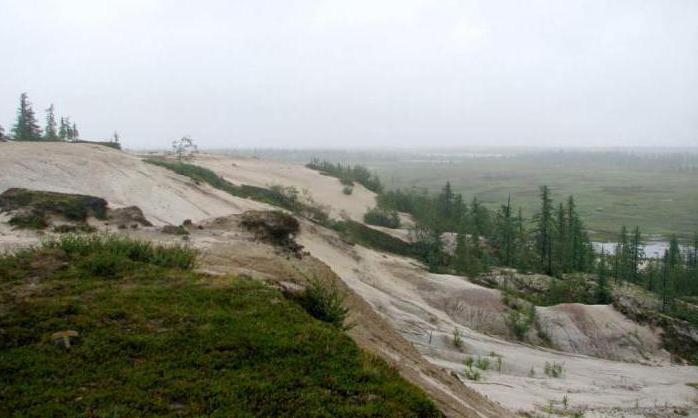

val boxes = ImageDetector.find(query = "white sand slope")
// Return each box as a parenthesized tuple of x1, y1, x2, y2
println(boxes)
(191, 153, 378, 222)
(0, 142, 267, 226)
(537, 303, 670, 364)
(297, 225, 698, 416)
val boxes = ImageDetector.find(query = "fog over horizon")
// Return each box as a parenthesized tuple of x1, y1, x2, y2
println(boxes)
(2, 0, 697, 150)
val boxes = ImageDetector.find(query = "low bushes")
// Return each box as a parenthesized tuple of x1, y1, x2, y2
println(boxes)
(292, 277, 351, 330)
(363, 207, 401, 229)
(0, 188, 108, 222)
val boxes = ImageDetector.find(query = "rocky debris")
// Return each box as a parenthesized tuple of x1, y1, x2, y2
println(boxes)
(108, 206, 152, 228)
(51, 330, 79, 349)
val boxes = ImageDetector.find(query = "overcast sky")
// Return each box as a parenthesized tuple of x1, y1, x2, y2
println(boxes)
(1, 1, 697, 149)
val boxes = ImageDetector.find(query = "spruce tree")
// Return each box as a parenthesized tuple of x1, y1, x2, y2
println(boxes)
(494, 195, 514, 266)
(629, 226, 644, 283)
(0, 124, 5, 140)
(534, 185, 555, 275)
(11, 93, 42, 141)
(661, 249, 675, 312)
(44, 104, 58, 141)
(554, 202, 568, 275)
(71, 122, 79, 141)
(58, 117, 69, 141)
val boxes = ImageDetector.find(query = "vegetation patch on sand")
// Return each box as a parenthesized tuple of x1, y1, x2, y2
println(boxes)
(0, 234, 441, 417)
(0, 188, 108, 229)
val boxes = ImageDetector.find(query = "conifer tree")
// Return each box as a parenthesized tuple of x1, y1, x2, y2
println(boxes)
(534, 185, 555, 275)
(494, 195, 514, 266)
(11, 93, 42, 141)
(71, 122, 79, 141)
(629, 226, 644, 283)
(44, 104, 58, 141)
(470, 196, 491, 239)
(112, 131, 120, 143)
(661, 249, 675, 312)
(58, 117, 69, 141)
(554, 202, 568, 275)
(0, 124, 5, 140)
(595, 251, 612, 304)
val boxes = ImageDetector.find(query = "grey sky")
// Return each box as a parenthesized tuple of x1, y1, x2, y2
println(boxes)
(1, 0, 697, 149)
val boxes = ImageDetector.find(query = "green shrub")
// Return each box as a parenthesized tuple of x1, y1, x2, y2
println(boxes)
(330, 220, 415, 257)
(0, 188, 108, 222)
(474, 356, 490, 371)
(544, 361, 564, 378)
(295, 277, 351, 330)
(505, 305, 536, 340)
(8, 211, 48, 229)
(363, 207, 401, 229)
(342, 185, 353, 195)
(464, 368, 481, 381)
(453, 327, 463, 348)
(306, 159, 383, 193)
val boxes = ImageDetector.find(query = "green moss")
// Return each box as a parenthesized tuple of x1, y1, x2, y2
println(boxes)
(0, 236, 440, 417)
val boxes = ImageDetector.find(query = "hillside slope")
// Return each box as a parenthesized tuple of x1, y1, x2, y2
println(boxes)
(1, 143, 697, 417)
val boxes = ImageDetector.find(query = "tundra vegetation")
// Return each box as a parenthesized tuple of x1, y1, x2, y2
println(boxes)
(0, 235, 441, 417)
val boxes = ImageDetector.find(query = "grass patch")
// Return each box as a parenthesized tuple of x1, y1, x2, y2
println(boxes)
(0, 236, 440, 417)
